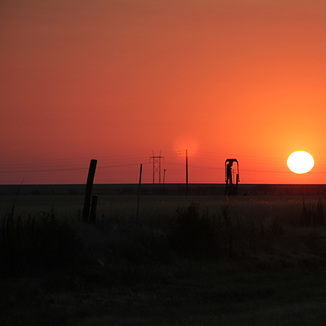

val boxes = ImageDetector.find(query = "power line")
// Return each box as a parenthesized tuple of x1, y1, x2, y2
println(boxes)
(150, 152, 164, 184)
(100, 162, 151, 169)
(0, 167, 88, 173)
(1, 150, 325, 183)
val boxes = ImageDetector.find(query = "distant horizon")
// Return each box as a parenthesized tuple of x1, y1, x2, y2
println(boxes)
(1, 183, 325, 197)
(1, 182, 326, 186)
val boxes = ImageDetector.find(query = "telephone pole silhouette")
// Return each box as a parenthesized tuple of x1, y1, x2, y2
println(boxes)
(150, 152, 164, 184)
(186, 149, 189, 196)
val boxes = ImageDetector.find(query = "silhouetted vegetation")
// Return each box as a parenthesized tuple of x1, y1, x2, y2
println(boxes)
(1, 194, 326, 326)
(169, 202, 218, 258)
(0, 208, 84, 277)
(1, 197, 325, 279)
(301, 197, 324, 227)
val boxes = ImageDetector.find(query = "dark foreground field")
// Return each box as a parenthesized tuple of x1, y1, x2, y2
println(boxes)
(1, 186, 326, 325)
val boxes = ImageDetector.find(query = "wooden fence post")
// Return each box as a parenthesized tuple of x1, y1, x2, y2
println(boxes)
(136, 163, 142, 219)
(186, 149, 189, 196)
(90, 194, 98, 224)
(82, 159, 97, 223)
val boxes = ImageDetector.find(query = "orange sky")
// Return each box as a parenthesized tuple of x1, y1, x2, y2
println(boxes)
(1, 0, 326, 184)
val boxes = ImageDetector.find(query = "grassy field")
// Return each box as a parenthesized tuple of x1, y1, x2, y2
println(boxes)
(1, 192, 326, 325)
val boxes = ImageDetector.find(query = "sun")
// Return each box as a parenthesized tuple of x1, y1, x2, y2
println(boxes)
(287, 151, 314, 174)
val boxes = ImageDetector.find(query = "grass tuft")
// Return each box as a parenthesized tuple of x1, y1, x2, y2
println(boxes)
(0, 210, 84, 277)
(169, 202, 219, 259)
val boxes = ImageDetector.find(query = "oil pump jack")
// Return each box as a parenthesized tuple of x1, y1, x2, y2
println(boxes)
(225, 158, 240, 195)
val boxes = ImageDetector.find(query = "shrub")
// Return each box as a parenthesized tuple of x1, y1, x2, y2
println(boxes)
(169, 202, 218, 259)
(301, 197, 324, 227)
(0, 210, 84, 277)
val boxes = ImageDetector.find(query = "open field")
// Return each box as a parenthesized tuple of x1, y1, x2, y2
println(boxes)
(2, 183, 326, 196)
(1, 185, 326, 325)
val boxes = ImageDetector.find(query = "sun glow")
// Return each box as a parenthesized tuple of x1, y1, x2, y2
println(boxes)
(174, 138, 198, 157)
(287, 151, 314, 174)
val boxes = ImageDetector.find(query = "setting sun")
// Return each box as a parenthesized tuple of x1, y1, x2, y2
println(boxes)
(287, 151, 314, 174)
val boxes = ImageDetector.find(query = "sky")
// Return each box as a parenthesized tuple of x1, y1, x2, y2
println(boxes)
(1, 0, 326, 184)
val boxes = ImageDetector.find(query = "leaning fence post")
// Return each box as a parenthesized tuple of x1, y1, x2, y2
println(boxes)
(82, 159, 97, 223)
(90, 194, 98, 224)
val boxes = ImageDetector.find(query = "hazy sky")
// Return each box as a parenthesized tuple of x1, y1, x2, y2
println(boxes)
(1, 0, 326, 184)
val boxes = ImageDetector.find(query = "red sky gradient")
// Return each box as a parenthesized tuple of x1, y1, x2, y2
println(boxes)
(1, 0, 326, 184)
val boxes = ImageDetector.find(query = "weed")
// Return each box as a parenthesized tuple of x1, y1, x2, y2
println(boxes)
(169, 202, 219, 259)
(0, 210, 84, 277)
(301, 197, 324, 227)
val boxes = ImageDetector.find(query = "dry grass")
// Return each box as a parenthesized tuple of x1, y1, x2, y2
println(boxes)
(1, 194, 326, 325)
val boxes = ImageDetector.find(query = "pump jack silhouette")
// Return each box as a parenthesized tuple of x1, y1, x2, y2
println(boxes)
(225, 158, 240, 195)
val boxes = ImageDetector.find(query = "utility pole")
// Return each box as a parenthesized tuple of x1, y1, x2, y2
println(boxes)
(82, 159, 97, 223)
(150, 152, 164, 183)
(136, 163, 142, 219)
(186, 149, 189, 196)
(163, 169, 167, 184)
